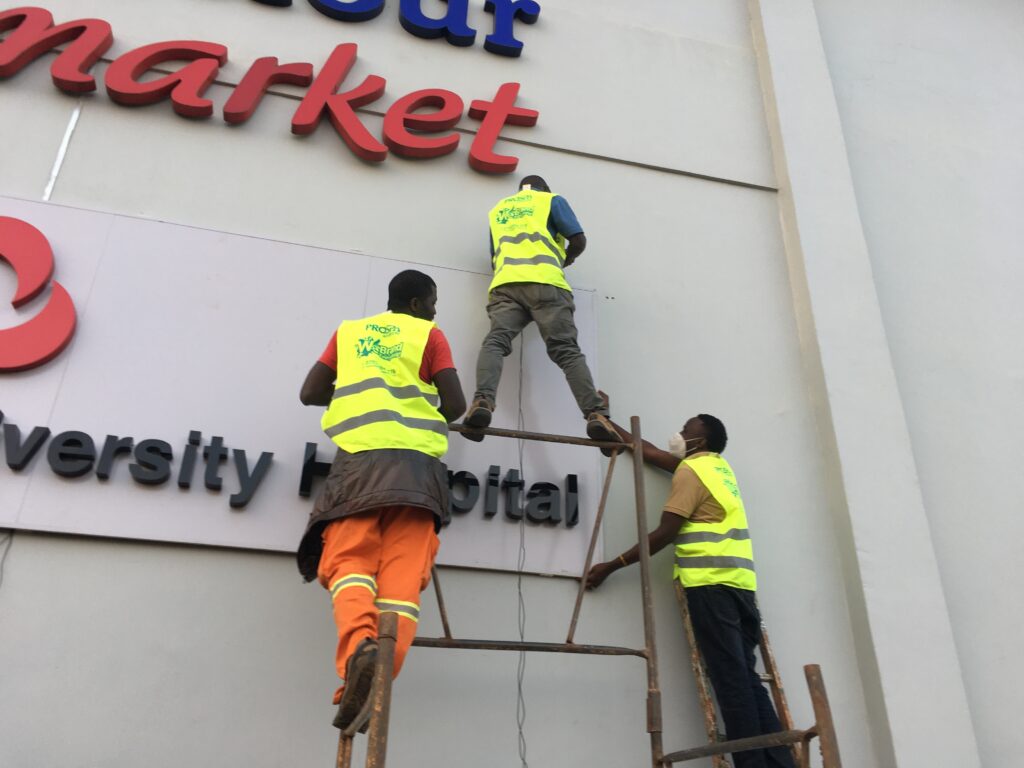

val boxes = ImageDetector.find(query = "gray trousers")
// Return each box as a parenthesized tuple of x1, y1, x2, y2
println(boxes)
(474, 283, 606, 417)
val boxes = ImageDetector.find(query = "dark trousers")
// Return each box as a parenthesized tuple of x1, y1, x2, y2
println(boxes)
(686, 585, 795, 768)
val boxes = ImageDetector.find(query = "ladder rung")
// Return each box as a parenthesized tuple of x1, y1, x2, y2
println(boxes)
(663, 729, 808, 763)
(759, 673, 774, 683)
(412, 636, 646, 657)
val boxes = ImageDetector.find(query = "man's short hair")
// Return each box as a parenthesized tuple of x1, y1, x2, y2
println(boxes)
(697, 414, 728, 453)
(519, 174, 550, 192)
(387, 270, 436, 311)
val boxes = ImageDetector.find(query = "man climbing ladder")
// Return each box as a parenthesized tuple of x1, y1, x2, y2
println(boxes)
(587, 411, 795, 768)
(296, 270, 465, 731)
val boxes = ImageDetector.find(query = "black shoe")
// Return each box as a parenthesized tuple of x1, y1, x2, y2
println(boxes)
(333, 639, 378, 730)
(461, 398, 493, 442)
(586, 413, 622, 457)
(464, 398, 493, 428)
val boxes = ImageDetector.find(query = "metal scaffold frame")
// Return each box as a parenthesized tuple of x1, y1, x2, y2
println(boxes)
(335, 417, 842, 768)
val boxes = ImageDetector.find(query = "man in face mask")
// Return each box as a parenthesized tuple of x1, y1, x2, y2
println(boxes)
(586, 412, 794, 768)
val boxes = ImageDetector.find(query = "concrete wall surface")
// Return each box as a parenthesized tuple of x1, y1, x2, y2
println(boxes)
(813, 1, 1024, 765)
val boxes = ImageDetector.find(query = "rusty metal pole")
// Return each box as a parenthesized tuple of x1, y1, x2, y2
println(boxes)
(674, 582, 730, 768)
(336, 732, 353, 768)
(431, 566, 453, 640)
(365, 612, 399, 768)
(566, 448, 621, 644)
(757, 606, 799, 766)
(804, 665, 842, 768)
(631, 416, 663, 768)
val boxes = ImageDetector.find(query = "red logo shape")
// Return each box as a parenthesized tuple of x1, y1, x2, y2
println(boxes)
(0, 216, 77, 372)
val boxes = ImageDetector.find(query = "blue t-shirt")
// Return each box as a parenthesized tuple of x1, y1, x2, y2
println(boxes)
(489, 195, 583, 256)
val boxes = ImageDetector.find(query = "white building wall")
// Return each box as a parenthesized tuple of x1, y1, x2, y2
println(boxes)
(813, 2, 1024, 765)
(9, 0, 1016, 765)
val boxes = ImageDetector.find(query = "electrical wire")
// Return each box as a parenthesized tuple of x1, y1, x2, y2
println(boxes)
(0, 529, 14, 593)
(515, 341, 529, 768)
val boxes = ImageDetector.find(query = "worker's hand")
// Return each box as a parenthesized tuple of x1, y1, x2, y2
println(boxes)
(564, 254, 577, 268)
(585, 561, 616, 590)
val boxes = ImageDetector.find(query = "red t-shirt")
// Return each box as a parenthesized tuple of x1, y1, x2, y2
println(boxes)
(318, 326, 456, 384)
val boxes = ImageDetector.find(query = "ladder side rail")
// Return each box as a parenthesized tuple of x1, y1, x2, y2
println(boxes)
(566, 447, 621, 644)
(336, 731, 354, 768)
(756, 605, 800, 766)
(430, 566, 453, 640)
(631, 416, 664, 768)
(804, 665, 842, 768)
(674, 582, 731, 768)
(364, 612, 399, 768)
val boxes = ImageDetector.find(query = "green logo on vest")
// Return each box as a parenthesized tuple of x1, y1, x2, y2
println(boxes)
(494, 205, 534, 225)
(365, 323, 400, 337)
(355, 336, 405, 361)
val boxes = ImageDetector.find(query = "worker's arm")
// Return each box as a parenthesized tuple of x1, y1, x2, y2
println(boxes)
(585, 510, 680, 589)
(434, 368, 466, 423)
(597, 392, 680, 475)
(608, 418, 680, 474)
(551, 195, 585, 267)
(300, 361, 334, 406)
(563, 233, 586, 267)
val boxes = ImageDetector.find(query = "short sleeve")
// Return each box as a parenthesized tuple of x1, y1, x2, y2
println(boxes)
(318, 331, 338, 371)
(550, 195, 583, 238)
(419, 327, 456, 383)
(663, 464, 709, 519)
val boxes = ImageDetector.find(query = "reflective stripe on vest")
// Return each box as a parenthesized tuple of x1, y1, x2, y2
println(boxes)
(488, 190, 571, 293)
(673, 454, 757, 591)
(320, 311, 448, 458)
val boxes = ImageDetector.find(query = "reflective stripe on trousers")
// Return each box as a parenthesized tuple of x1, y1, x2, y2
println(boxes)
(330, 573, 378, 599)
(374, 598, 420, 623)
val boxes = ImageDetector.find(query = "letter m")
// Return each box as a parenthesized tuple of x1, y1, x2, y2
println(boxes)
(0, 7, 113, 93)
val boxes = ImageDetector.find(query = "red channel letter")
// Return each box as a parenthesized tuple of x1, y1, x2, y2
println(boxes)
(0, 7, 112, 93)
(383, 89, 464, 159)
(223, 56, 314, 125)
(0, 217, 76, 372)
(105, 41, 229, 119)
(467, 82, 537, 174)
(292, 43, 388, 163)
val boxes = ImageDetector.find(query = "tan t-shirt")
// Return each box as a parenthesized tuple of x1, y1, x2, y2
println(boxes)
(663, 452, 726, 524)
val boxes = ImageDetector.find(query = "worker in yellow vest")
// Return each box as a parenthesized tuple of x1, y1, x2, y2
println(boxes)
(296, 270, 466, 732)
(462, 175, 621, 449)
(586, 411, 795, 768)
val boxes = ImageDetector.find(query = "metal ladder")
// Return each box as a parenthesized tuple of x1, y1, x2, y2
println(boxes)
(333, 418, 842, 768)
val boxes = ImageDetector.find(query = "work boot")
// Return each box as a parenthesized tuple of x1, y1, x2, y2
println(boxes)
(461, 398, 493, 442)
(585, 412, 622, 457)
(333, 638, 378, 730)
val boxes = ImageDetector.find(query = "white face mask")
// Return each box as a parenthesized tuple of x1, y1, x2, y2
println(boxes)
(668, 434, 702, 459)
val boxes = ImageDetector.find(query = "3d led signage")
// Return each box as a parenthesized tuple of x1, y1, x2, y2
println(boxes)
(0, 6, 541, 173)
(251, 0, 542, 58)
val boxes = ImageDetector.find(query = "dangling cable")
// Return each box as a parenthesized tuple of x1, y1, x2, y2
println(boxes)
(0, 529, 14, 592)
(515, 340, 529, 768)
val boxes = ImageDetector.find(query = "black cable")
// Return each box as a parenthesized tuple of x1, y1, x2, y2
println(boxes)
(515, 341, 529, 768)
(0, 529, 14, 592)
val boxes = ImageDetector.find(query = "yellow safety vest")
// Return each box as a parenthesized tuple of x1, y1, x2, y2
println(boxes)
(321, 311, 448, 458)
(673, 454, 757, 591)
(488, 190, 571, 293)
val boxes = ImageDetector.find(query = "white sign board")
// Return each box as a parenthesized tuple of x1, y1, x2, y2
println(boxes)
(0, 196, 604, 576)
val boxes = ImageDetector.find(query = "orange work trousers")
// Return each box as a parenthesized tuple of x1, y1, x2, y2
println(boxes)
(317, 505, 439, 703)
